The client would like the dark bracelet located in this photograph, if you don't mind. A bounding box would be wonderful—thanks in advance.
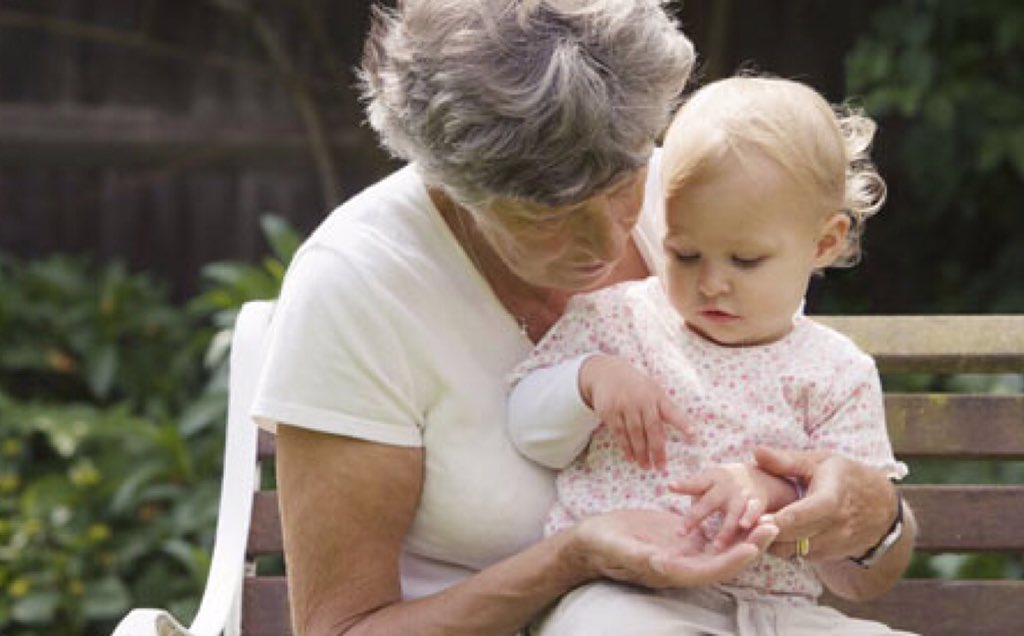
[850,491,904,568]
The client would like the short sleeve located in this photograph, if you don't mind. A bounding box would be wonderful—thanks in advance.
[251,244,424,447]
[806,353,908,480]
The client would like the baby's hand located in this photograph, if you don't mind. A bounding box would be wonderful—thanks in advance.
[669,463,799,551]
[579,354,691,470]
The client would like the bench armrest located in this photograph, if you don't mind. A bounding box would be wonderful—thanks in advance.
[112,302,275,636]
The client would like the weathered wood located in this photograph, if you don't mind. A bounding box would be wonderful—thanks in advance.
[257,428,276,461]
[885,394,1024,458]
[901,485,1024,551]
[243,576,292,636]
[0,104,369,168]
[815,315,1024,373]
[248,491,282,558]
[825,579,1024,636]
[243,484,1024,558]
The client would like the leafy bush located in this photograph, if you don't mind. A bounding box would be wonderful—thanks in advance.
[0,215,301,635]
[843,0,1024,313]
[0,255,207,417]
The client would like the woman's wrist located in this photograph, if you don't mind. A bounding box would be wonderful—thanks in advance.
[554,523,604,589]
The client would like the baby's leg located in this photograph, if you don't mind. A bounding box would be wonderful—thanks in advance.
[531,580,737,636]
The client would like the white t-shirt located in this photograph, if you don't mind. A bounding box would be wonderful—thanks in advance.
[250,152,667,598]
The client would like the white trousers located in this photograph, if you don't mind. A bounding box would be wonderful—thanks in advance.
[531,581,918,636]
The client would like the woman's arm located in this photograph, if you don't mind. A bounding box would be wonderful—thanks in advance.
[754,448,915,601]
[278,424,778,636]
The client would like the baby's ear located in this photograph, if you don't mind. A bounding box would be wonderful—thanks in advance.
[813,213,851,268]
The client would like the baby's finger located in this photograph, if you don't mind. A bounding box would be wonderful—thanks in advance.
[624,414,650,468]
[713,496,748,550]
[643,406,667,470]
[739,498,765,530]
[681,488,724,533]
[609,417,635,464]
[659,398,695,441]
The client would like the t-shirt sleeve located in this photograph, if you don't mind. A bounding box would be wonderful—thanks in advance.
[251,244,424,447]
[806,351,908,480]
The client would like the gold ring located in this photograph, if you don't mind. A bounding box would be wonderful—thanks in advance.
[796,537,811,558]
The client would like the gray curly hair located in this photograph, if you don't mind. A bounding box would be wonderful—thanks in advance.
[359,0,695,211]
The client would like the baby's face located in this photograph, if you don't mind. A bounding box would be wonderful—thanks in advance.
[662,154,846,346]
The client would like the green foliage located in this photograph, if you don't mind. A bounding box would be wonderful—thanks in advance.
[0,215,301,635]
[0,255,208,418]
[844,0,1024,312]
[0,392,220,635]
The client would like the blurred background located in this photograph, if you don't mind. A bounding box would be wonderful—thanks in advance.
[0,1,1020,634]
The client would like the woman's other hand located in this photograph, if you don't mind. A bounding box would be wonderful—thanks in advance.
[753,446,898,561]
[579,354,691,470]
[567,508,778,590]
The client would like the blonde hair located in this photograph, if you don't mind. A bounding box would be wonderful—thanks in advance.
[661,76,885,268]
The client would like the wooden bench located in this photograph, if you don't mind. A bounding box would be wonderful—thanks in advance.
[113,306,1024,636]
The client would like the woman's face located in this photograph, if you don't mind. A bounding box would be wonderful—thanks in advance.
[475,167,648,291]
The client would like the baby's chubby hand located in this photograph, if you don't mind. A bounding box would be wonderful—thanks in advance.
[669,462,800,551]
[579,354,693,470]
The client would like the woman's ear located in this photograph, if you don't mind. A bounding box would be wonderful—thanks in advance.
[813,213,851,268]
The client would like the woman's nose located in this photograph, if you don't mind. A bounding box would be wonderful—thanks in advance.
[577,206,625,261]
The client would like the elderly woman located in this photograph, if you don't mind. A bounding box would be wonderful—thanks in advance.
[251,1,915,634]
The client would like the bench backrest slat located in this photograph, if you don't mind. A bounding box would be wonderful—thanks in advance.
[815,315,1024,373]
[885,394,1024,458]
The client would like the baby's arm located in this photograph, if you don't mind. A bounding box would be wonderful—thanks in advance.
[508,355,602,469]
[509,353,690,471]
[670,463,800,550]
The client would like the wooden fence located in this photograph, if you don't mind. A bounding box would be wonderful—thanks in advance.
[0,0,886,299]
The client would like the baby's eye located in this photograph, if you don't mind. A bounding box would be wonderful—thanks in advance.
[731,255,765,268]
[674,251,700,264]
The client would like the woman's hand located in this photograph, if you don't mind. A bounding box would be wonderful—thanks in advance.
[567,508,778,590]
[753,447,899,561]
[579,354,691,470]
[669,463,799,551]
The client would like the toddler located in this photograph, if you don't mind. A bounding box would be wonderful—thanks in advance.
[508,77,911,635]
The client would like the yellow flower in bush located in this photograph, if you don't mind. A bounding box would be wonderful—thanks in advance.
[0,472,19,494]
[69,579,85,596]
[2,438,21,457]
[8,577,30,598]
[87,523,111,543]
[68,459,101,487]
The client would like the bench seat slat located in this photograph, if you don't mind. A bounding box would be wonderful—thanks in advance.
[815,315,1024,373]
[246,485,1024,556]
[886,394,1024,458]
[826,579,1024,636]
